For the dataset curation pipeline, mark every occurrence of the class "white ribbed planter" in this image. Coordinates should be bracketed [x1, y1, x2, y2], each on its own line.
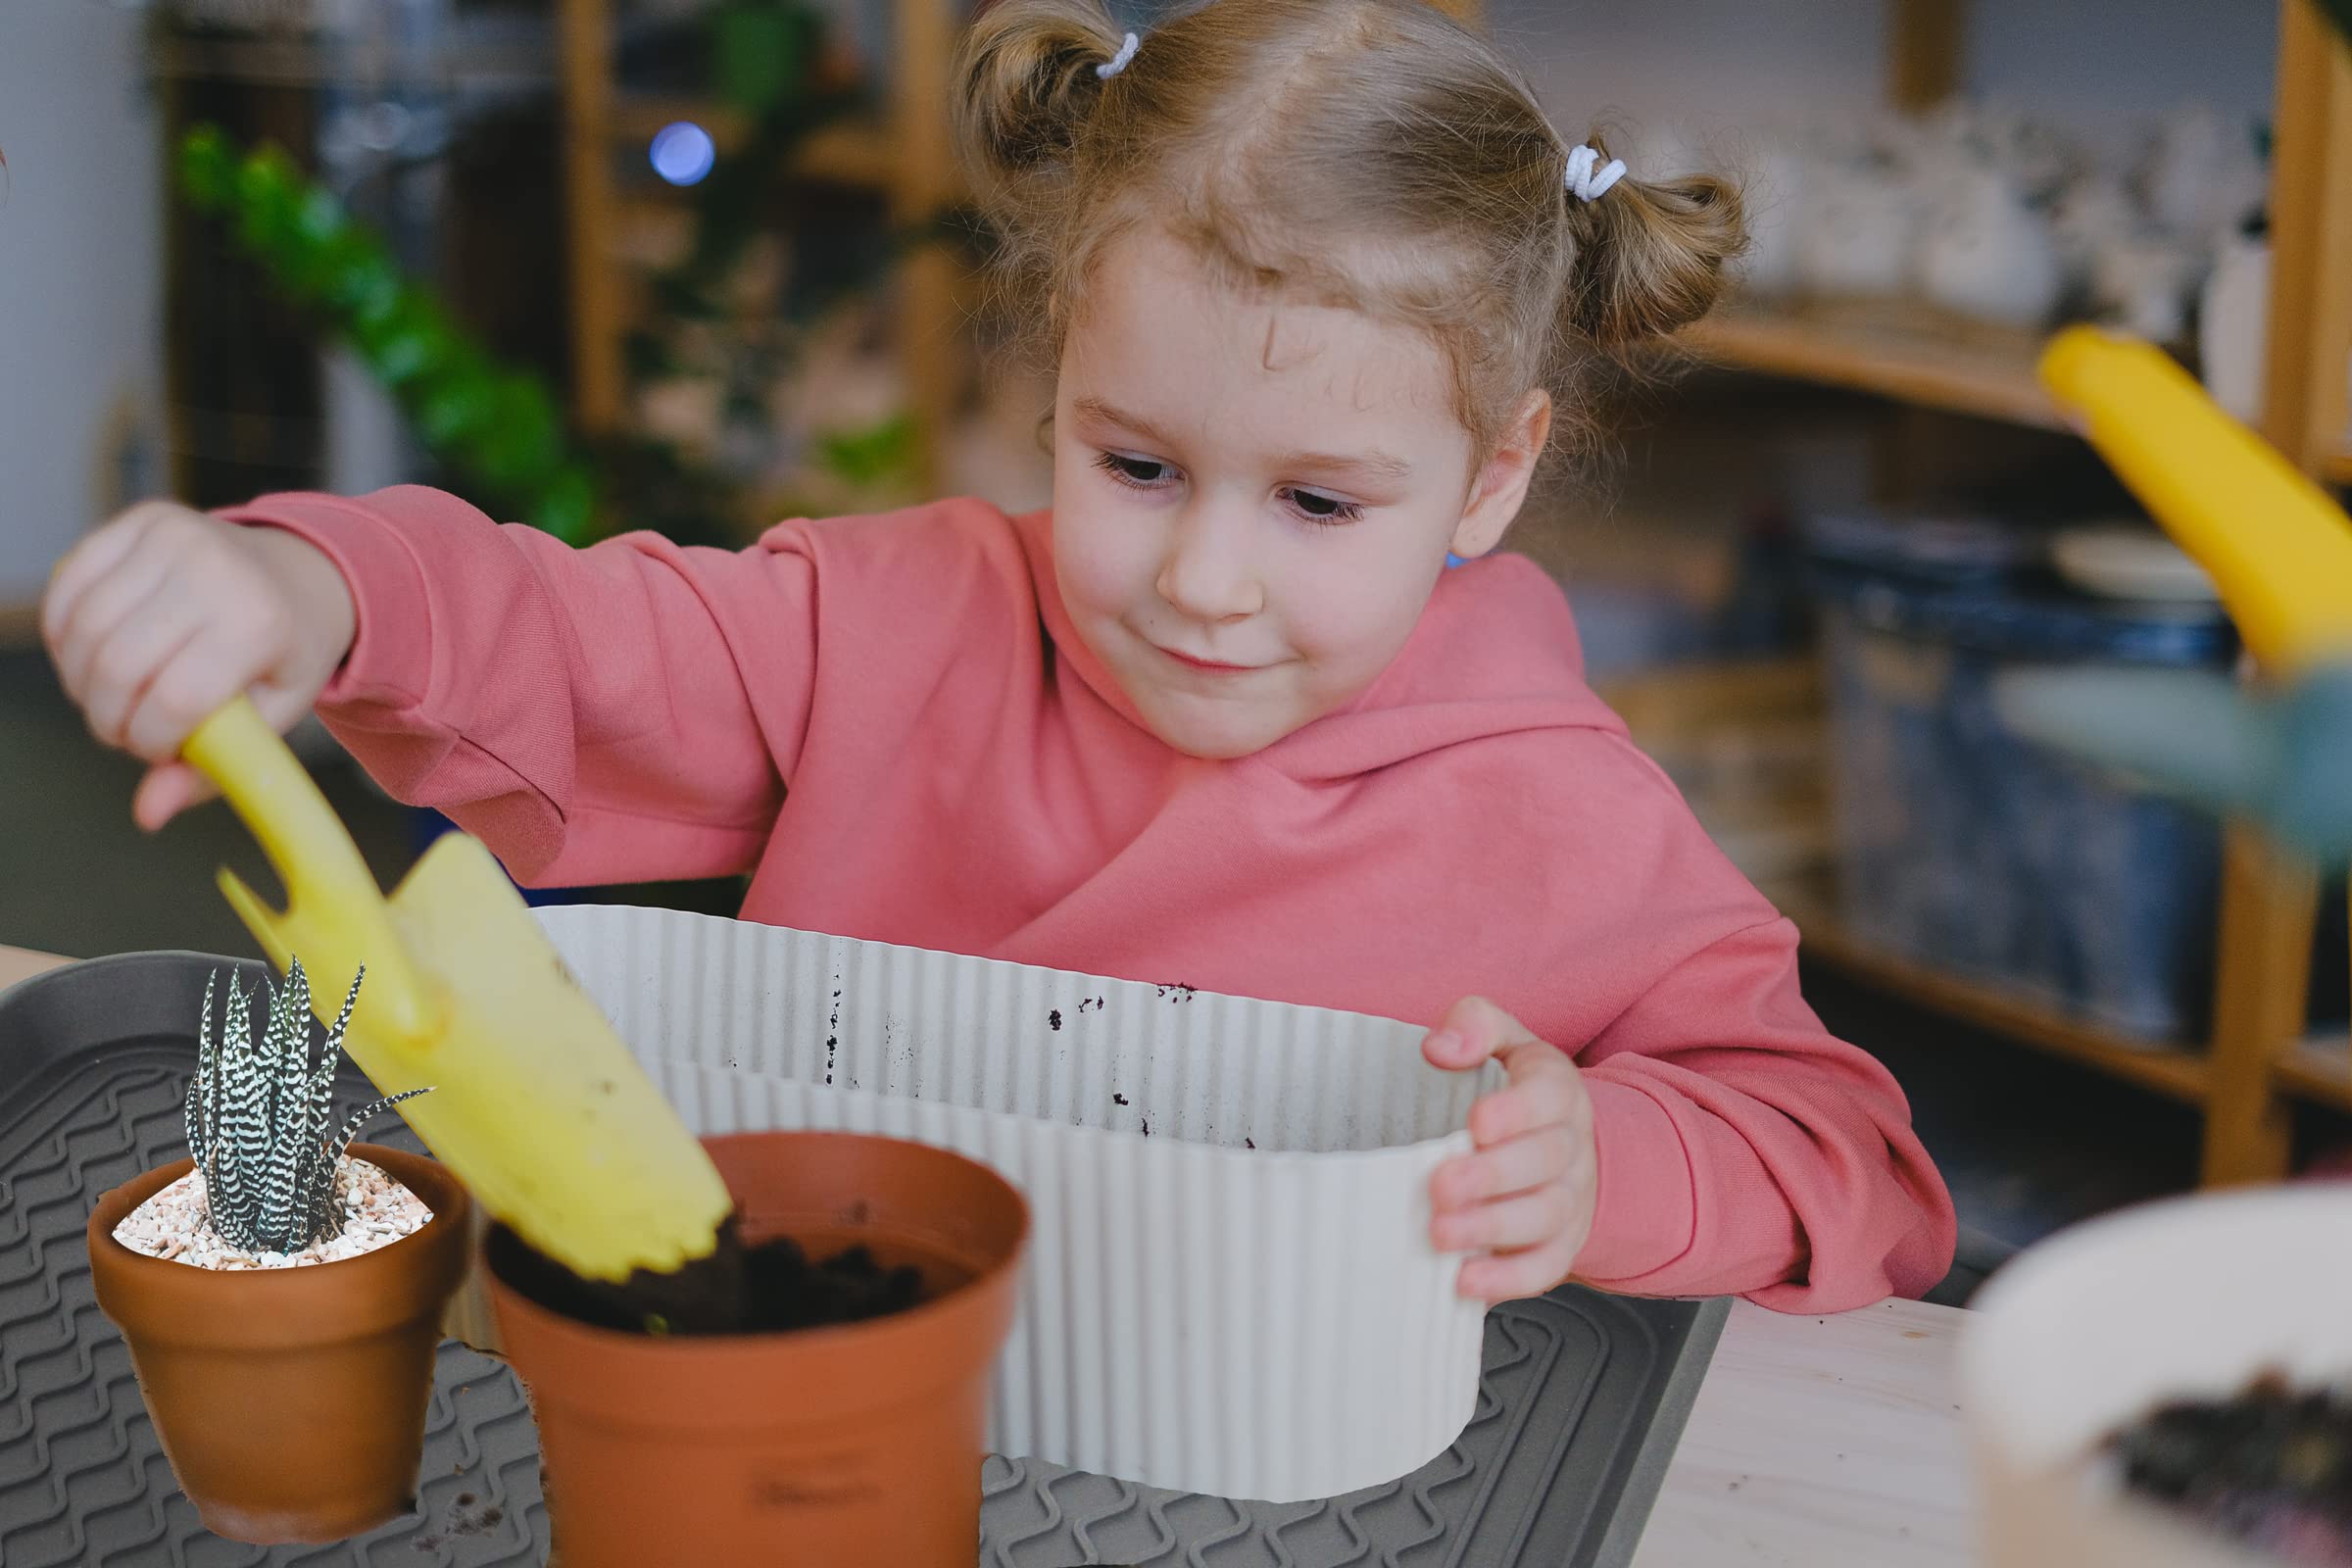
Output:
[530, 903, 1496, 1503]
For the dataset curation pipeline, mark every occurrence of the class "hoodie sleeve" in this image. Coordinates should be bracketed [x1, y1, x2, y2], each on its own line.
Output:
[219, 486, 806, 888]
[1570, 910, 1958, 1311]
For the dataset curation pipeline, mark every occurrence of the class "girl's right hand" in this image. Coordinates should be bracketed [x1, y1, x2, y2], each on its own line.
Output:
[42, 502, 357, 830]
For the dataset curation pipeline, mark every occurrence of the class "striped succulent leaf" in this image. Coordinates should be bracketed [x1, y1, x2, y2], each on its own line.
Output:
[324, 1087, 434, 1172]
[209, 971, 255, 1242]
[183, 971, 217, 1180]
[257, 959, 317, 1247]
[181, 959, 433, 1254]
[302, 966, 366, 1238]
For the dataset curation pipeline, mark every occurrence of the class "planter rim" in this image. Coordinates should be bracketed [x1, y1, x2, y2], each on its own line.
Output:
[484, 1129, 1030, 1362]
[88, 1142, 471, 1345]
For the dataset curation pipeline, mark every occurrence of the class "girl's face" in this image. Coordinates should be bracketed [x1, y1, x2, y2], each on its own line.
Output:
[1052, 228, 1547, 760]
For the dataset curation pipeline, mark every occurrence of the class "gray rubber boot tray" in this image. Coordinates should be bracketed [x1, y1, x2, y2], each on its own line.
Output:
[0, 951, 1727, 1566]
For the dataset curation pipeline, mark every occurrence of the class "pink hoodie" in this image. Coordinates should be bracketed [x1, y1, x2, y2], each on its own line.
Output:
[227, 485, 1955, 1311]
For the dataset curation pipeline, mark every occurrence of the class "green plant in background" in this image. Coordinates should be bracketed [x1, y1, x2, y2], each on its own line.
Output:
[178, 126, 602, 545]
[618, 0, 952, 522]
[172, 0, 952, 550]
[812, 413, 919, 491]
[184, 958, 431, 1254]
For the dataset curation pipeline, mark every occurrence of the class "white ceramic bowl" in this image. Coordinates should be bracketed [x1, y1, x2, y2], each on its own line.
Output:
[1961, 1184, 2352, 1567]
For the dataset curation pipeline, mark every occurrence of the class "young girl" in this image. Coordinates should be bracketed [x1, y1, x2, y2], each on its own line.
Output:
[45, 0, 1951, 1312]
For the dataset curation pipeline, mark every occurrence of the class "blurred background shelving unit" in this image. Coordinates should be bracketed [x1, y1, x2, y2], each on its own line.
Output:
[557, 0, 973, 495]
[1648, 0, 2352, 1189]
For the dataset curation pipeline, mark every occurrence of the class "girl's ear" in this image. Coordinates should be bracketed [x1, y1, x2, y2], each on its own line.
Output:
[1450, 390, 1550, 561]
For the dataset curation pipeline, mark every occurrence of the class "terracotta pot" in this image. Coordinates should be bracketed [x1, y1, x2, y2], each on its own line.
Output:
[486, 1130, 1029, 1568]
[1962, 1184, 2352, 1566]
[86, 1143, 472, 1544]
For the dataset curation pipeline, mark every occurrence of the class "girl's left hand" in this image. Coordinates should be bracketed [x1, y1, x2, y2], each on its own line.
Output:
[1423, 997, 1598, 1302]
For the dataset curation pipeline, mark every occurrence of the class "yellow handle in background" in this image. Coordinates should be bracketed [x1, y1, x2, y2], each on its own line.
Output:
[2038, 326, 2352, 674]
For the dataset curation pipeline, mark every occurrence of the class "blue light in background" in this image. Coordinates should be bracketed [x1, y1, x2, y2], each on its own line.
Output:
[650, 122, 716, 186]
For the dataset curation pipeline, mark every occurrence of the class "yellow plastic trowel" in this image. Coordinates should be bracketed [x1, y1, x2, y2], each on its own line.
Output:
[1992, 326, 2352, 864]
[179, 696, 732, 1284]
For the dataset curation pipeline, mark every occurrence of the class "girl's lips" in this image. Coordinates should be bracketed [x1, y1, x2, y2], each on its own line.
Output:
[1156, 645, 1258, 673]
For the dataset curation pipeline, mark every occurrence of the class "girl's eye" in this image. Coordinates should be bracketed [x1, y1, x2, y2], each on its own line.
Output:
[1096, 451, 1176, 488]
[1281, 487, 1366, 526]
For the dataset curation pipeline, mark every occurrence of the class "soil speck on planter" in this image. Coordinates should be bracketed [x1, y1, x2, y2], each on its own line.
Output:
[1246, 1138, 1255, 1150]
[2104, 1370, 2352, 1566]
[1112, 1094, 1129, 1106]
[1140, 1118, 1151, 1137]
[1049, 1009, 1062, 1031]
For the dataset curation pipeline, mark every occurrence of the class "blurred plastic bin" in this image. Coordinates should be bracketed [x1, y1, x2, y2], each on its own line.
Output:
[1808, 516, 2235, 1045]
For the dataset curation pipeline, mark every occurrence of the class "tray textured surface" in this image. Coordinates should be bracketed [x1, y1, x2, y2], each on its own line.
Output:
[0, 952, 1725, 1567]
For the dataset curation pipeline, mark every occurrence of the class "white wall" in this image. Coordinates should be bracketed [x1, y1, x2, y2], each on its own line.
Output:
[0, 1, 167, 608]
[1495, 0, 2278, 167]
[1494, 0, 1886, 156]
[1964, 0, 2278, 160]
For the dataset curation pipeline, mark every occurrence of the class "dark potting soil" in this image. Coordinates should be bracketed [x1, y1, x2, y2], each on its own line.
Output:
[488, 1214, 927, 1338]
[2106, 1371, 2352, 1565]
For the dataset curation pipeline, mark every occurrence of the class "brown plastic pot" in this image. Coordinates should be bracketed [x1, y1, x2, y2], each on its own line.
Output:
[86, 1143, 471, 1544]
[486, 1130, 1029, 1568]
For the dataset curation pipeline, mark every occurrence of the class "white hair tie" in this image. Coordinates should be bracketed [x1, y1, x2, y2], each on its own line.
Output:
[1565, 143, 1628, 202]
[1096, 30, 1140, 78]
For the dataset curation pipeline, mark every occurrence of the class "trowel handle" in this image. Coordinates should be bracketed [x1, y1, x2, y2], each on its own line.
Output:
[179, 697, 433, 1039]
[2038, 326, 2352, 674]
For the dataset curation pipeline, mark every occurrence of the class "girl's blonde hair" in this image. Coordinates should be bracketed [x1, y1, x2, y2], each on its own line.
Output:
[954, 0, 1747, 464]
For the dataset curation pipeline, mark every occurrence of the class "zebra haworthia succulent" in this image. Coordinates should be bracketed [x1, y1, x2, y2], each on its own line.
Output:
[181, 958, 432, 1255]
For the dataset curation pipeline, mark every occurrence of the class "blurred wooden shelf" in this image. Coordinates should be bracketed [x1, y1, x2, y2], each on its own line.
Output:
[0, 603, 41, 649]
[611, 95, 901, 188]
[2325, 449, 2352, 484]
[2277, 1032, 2352, 1111]
[1684, 305, 2069, 431]
[1778, 887, 2214, 1103]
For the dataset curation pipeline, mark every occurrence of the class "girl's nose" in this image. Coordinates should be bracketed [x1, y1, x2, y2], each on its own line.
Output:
[1156, 506, 1264, 622]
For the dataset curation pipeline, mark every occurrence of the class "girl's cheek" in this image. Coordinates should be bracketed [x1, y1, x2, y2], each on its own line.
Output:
[1288, 549, 1431, 668]
[1056, 513, 1150, 617]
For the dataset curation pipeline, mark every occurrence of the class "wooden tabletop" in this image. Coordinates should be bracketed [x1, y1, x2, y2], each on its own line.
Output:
[1635, 1296, 1973, 1566]
[0, 944, 68, 993]
[1, 941, 1978, 1564]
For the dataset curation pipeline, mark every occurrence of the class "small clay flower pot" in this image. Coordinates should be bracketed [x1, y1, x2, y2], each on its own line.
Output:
[86, 1143, 471, 1544]
[486, 1130, 1029, 1568]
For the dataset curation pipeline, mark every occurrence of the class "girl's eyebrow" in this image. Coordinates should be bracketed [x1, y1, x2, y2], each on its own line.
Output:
[1072, 396, 1411, 484]
[1071, 395, 1179, 449]
[1269, 446, 1413, 485]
